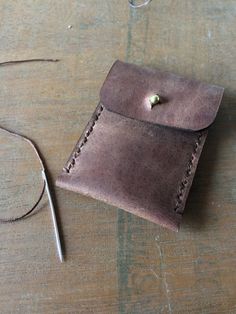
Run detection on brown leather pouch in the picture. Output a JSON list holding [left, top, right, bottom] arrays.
[[56, 61, 224, 231]]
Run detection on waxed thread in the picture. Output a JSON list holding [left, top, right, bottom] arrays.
[[0, 126, 46, 222], [0, 58, 58, 222], [63, 104, 104, 173], [174, 133, 203, 213]]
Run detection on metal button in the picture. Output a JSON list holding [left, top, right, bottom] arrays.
[[149, 94, 161, 108]]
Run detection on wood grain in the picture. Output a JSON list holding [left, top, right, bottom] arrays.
[[0, 1, 235, 313]]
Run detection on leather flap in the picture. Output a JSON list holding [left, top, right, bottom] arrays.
[[100, 60, 224, 131]]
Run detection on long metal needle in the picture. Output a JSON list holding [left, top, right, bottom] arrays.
[[42, 169, 64, 263]]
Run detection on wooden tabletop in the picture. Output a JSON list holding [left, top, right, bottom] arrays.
[[0, 1, 235, 313]]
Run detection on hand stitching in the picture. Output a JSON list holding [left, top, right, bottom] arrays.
[[63, 104, 104, 173], [174, 133, 203, 214]]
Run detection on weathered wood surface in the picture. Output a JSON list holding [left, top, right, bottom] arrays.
[[0, 1, 235, 313]]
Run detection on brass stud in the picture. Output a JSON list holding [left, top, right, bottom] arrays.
[[149, 94, 161, 108]]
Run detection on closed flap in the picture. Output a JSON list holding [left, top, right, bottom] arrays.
[[100, 60, 224, 131]]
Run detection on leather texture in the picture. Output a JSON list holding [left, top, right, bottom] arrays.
[[56, 61, 224, 231], [100, 61, 224, 131]]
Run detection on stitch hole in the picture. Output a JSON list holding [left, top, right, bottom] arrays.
[[188, 161, 193, 168], [186, 169, 191, 176], [176, 195, 181, 201], [174, 206, 179, 212], [175, 209, 183, 215], [73, 152, 79, 158], [197, 136, 202, 145], [63, 167, 69, 173]]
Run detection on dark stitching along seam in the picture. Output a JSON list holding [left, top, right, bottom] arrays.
[[64, 105, 203, 213], [63, 104, 104, 173], [174, 132, 203, 214]]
